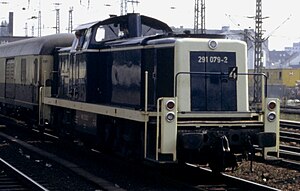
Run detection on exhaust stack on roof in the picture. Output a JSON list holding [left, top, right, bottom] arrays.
[[8, 12, 13, 36]]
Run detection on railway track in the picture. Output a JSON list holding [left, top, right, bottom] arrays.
[[0, 130, 278, 191], [0, 129, 119, 190], [0, 118, 283, 190], [280, 120, 300, 144], [280, 119, 300, 130], [0, 157, 47, 191], [279, 120, 300, 167], [183, 164, 280, 191]]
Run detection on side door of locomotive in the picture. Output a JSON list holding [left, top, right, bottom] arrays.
[[69, 52, 78, 100]]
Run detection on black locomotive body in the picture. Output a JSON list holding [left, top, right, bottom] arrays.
[[0, 13, 280, 171]]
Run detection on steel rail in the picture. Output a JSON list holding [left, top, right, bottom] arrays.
[[280, 119, 300, 130], [186, 163, 280, 191], [0, 157, 48, 191]]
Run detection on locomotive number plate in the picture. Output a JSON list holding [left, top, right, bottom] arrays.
[[190, 51, 236, 65], [198, 55, 228, 64]]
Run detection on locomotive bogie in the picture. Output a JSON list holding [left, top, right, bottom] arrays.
[[49, 106, 145, 158]]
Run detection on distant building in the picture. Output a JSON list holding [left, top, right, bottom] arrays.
[[267, 51, 292, 68], [267, 40, 300, 69], [0, 20, 9, 36], [285, 42, 300, 53], [285, 52, 300, 68], [0, 12, 13, 36], [249, 68, 300, 100], [0, 12, 31, 45], [0, 36, 33, 45]]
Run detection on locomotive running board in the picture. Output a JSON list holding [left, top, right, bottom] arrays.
[[43, 97, 150, 123]]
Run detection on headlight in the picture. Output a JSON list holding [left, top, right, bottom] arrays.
[[268, 101, 277, 110], [166, 112, 175, 122], [267, 112, 276, 122], [208, 40, 218, 50], [166, 100, 175, 111]]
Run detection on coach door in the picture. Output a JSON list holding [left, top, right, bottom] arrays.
[[5, 59, 16, 99]]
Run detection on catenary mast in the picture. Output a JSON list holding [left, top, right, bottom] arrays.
[[253, 0, 264, 104]]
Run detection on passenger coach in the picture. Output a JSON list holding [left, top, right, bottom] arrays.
[[0, 34, 73, 123]]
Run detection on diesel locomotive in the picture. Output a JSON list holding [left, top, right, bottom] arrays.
[[0, 13, 280, 171]]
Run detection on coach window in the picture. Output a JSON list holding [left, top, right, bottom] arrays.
[[5, 59, 15, 84], [34, 59, 38, 84], [21, 58, 26, 84]]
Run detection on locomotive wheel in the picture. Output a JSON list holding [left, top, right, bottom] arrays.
[[102, 122, 116, 152]]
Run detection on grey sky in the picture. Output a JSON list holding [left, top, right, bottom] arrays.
[[0, 0, 298, 50]]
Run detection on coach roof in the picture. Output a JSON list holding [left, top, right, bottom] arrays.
[[0, 33, 74, 58]]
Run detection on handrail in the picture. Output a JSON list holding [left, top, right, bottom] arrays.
[[38, 86, 43, 126], [144, 71, 148, 159]]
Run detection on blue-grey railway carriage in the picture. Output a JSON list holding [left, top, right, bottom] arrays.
[[0, 13, 280, 172], [0, 34, 74, 123]]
